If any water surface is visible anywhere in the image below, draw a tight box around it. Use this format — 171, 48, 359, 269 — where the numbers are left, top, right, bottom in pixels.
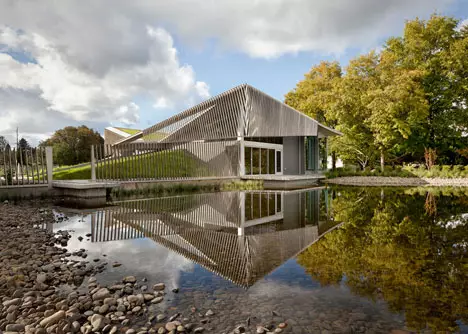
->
52, 187, 468, 333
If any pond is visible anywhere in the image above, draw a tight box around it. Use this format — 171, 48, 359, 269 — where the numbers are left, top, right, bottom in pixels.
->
50, 186, 468, 333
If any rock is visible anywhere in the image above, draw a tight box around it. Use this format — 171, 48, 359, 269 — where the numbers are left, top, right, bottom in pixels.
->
234, 325, 246, 334
6, 324, 25, 332
71, 321, 81, 333
256, 327, 267, 334
151, 297, 164, 304
36, 273, 47, 284
99, 304, 109, 314
78, 236, 83, 241
141, 285, 148, 291
128, 294, 144, 305
2, 298, 21, 307
109, 326, 118, 334
157, 328, 166, 334
278, 323, 287, 329
91, 314, 108, 331
165, 323, 177, 331
274, 329, 283, 333
205, 309, 214, 317
177, 325, 185, 332
104, 297, 117, 306
112, 263, 122, 267
172, 288, 179, 293
153, 283, 165, 291
168, 313, 180, 322
193, 328, 204, 333
132, 306, 142, 313
39, 310, 65, 328
123, 276, 137, 283
93, 288, 111, 301
125, 330, 136, 334
156, 314, 166, 322
86, 233, 92, 237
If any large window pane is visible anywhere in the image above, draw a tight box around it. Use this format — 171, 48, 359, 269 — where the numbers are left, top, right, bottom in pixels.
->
252, 148, 260, 175
244, 146, 252, 175
260, 149, 268, 174
268, 149, 275, 174
276, 151, 282, 173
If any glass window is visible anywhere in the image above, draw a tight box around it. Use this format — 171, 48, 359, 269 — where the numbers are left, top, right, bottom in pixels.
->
252, 148, 260, 175
244, 146, 252, 175
276, 151, 282, 173
268, 149, 275, 174
260, 149, 268, 174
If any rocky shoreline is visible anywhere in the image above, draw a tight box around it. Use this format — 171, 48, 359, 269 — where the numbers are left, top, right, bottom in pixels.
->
0, 202, 288, 334
324, 176, 468, 187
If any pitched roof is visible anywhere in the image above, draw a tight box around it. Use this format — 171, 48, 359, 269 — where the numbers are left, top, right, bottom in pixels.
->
143, 84, 341, 143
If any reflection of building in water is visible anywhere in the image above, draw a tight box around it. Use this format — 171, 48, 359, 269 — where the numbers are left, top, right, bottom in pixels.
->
91, 189, 338, 287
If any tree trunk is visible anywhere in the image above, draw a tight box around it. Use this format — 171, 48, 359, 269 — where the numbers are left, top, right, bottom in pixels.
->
332, 151, 337, 171
380, 150, 385, 172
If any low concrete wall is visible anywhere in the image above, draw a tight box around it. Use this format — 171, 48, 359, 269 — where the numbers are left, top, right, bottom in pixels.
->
0, 185, 60, 200
119, 177, 240, 190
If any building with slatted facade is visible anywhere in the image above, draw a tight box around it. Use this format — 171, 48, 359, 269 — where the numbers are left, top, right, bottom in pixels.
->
112, 84, 341, 178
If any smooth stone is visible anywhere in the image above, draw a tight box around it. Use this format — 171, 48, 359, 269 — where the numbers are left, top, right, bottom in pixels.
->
176, 325, 185, 332
165, 323, 177, 331
205, 309, 214, 317
91, 314, 108, 331
93, 288, 111, 301
156, 314, 166, 322
193, 328, 204, 333
151, 297, 164, 304
6, 324, 25, 332
39, 310, 65, 328
153, 283, 165, 291
123, 276, 137, 283
278, 323, 287, 329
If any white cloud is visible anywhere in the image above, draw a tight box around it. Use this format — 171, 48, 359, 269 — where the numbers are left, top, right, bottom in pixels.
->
0, 0, 455, 143
0, 6, 209, 144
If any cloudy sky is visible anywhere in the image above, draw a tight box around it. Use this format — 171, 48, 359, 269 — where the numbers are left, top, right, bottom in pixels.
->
0, 0, 467, 145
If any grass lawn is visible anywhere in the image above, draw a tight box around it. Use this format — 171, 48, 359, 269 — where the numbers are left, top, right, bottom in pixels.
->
53, 149, 210, 180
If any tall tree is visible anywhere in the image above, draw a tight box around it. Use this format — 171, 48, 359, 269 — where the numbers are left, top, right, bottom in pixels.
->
41, 126, 104, 165
18, 138, 30, 150
0, 136, 9, 151
383, 15, 468, 163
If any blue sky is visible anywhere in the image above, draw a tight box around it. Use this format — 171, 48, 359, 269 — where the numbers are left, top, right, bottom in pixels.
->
0, 0, 467, 143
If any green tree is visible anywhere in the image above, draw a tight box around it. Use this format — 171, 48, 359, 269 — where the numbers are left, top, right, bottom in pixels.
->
18, 138, 30, 150
384, 15, 468, 164
0, 136, 9, 151
41, 126, 103, 165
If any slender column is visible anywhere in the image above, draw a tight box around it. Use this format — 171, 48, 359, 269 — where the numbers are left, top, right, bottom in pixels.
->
46, 146, 53, 189
238, 137, 245, 177
91, 145, 96, 181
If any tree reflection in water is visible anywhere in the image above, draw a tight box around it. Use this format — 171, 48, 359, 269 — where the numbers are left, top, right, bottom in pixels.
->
297, 187, 468, 332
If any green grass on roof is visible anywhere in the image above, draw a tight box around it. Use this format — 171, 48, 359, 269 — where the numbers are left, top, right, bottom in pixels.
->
115, 127, 141, 135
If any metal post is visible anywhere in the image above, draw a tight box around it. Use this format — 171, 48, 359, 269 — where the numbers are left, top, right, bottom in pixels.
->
46, 146, 53, 189
238, 137, 245, 177
91, 145, 96, 181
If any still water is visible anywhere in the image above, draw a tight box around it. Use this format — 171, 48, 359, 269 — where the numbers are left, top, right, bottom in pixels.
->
52, 187, 468, 333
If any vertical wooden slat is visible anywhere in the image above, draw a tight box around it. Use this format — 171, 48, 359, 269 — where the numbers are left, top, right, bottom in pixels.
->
40, 147, 46, 184
18, 147, 24, 185
34, 148, 40, 184
7, 147, 13, 186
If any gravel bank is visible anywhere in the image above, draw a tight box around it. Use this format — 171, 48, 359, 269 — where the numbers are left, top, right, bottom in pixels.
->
324, 176, 468, 187
0, 202, 289, 334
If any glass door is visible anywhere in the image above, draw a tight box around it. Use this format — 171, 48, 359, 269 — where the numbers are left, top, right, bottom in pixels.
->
275, 150, 282, 175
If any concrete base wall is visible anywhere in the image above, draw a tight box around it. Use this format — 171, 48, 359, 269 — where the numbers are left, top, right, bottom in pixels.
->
0, 185, 60, 200
119, 177, 240, 190
263, 178, 319, 190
